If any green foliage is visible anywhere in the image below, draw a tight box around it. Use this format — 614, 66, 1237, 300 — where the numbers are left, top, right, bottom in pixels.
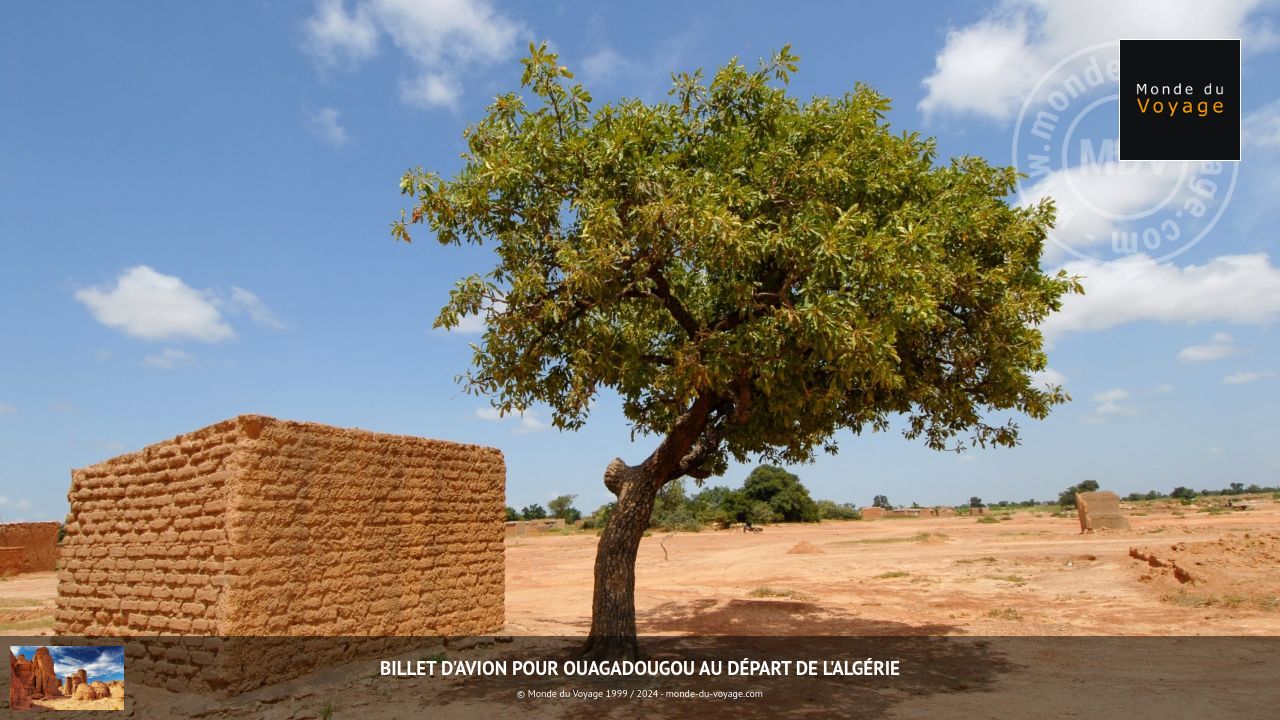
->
872, 495, 892, 509
520, 503, 548, 520
746, 500, 776, 526
816, 499, 861, 520
581, 502, 615, 530
1170, 486, 1197, 500
504, 506, 519, 521
547, 494, 581, 522
1058, 479, 1100, 506
396, 42, 1077, 479
742, 465, 820, 522
651, 480, 704, 531
969, 496, 983, 508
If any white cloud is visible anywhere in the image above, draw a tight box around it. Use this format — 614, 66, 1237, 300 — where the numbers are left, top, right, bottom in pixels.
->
50, 649, 122, 683
400, 73, 462, 110
75, 266, 284, 342
1029, 367, 1067, 390
1244, 99, 1280, 149
302, 0, 524, 110
580, 47, 629, 83
1041, 254, 1280, 342
474, 405, 550, 433
1178, 332, 1241, 363
306, 107, 348, 147
1222, 370, 1276, 384
920, 0, 1274, 121
1017, 162, 1188, 261
229, 287, 287, 330
1092, 388, 1131, 415
303, 0, 379, 66
75, 266, 235, 342
143, 348, 195, 370
0, 403, 14, 415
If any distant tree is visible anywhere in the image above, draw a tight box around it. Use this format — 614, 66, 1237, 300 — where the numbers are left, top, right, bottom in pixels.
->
745, 501, 776, 526
581, 502, 615, 530
521, 503, 548, 520
548, 494, 580, 520
651, 480, 701, 531
1228, 482, 1244, 495
816, 500, 861, 520
1058, 480, 1100, 506
1170, 486, 1197, 500
969, 496, 983, 508
910, 501, 922, 509
872, 495, 893, 510
505, 506, 520, 521
396, 43, 1076, 659
742, 465, 820, 522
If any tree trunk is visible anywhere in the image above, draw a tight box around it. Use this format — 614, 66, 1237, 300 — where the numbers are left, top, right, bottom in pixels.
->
578, 397, 717, 660
579, 461, 661, 660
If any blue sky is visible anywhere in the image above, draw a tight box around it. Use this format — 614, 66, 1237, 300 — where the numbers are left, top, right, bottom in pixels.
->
1, 1, 1278, 521
10, 645, 125, 684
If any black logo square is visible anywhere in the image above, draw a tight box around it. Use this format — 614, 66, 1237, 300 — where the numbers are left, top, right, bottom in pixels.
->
1120, 39, 1240, 161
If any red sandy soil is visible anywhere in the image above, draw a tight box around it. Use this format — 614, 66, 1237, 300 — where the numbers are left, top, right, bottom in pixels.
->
3, 499, 1278, 637
3, 500, 1276, 718
505, 499, 1280, 636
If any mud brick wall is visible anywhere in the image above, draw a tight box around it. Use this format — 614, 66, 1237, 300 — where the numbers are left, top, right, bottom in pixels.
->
0, 547, 23, 575
56, 415, 505, 693
0, 522, 60, 572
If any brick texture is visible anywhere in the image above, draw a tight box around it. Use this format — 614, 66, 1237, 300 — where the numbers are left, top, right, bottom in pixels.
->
55, 415, 505, 694
0, 522, 60, 572
0, 547, 23, 575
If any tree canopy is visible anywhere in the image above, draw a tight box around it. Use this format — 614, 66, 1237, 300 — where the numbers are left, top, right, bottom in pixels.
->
396, 43, 1077, 483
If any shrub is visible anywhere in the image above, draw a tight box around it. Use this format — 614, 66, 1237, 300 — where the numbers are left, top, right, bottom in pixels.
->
816, 500, 861, 520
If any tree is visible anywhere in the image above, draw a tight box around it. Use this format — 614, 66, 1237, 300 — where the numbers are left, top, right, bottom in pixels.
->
1058, 479, 1100, 506
969, 496, 984, 508
1170, 486, 1197, 500
548, 494, 580, 521
872, 495, 892, 510
395, 44, 1075, 659
741, 465, 819, 522
816, 500, 860, 520
520, 503, 548, 520
505, 506, 519, 521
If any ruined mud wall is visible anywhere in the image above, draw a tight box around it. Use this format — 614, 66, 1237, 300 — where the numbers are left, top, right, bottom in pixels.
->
56, 420, 240, 635
56, 415, 505, 696
0, 521, 60, 572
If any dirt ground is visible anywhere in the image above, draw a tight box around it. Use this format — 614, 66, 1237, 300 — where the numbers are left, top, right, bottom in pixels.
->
4, 499, 1278, 637
3, 500, 1277, 717
506, 499, 1280, 636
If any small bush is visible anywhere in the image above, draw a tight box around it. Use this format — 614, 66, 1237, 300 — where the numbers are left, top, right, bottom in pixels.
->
976, 515, 1000, 524
875, 571, 909, 579
986, 607, 1022, 621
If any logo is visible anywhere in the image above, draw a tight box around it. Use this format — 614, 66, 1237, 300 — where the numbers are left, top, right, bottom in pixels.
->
1012, 42, 1238, 263
9, 645, 124, 711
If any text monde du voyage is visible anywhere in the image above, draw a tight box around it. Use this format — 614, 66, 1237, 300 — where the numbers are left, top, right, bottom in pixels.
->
1134, 82, 1229, 118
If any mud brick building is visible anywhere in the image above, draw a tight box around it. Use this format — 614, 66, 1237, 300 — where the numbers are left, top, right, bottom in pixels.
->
55, 415, 505, 639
